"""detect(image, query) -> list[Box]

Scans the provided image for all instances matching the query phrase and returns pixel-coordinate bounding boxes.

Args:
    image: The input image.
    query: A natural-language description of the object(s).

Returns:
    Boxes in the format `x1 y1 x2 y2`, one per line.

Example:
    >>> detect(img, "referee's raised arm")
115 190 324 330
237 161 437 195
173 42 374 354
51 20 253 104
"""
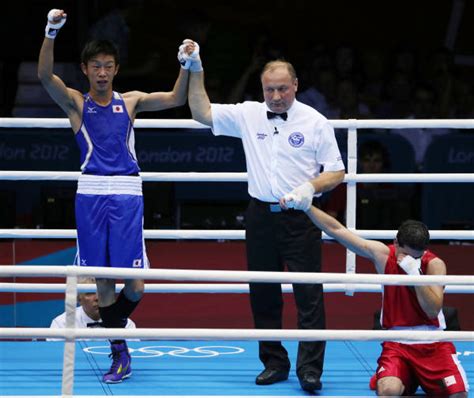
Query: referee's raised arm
184 40 213 127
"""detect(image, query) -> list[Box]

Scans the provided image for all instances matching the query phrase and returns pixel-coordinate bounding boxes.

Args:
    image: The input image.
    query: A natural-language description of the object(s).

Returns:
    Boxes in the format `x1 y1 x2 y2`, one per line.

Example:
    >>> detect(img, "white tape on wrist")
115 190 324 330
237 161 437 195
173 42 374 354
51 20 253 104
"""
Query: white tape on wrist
45 9 66 39
178 49 191 69
45 23 59 39
189 59 203 73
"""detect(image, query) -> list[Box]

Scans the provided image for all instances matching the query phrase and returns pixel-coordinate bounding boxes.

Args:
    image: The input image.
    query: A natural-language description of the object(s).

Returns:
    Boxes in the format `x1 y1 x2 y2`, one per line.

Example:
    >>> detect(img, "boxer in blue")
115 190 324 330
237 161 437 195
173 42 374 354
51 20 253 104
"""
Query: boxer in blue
38 9 193 383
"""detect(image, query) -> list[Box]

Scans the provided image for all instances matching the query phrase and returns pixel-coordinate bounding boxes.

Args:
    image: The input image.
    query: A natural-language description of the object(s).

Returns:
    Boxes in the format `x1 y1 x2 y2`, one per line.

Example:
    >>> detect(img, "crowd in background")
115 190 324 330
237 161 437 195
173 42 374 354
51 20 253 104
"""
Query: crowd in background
2 1 473 119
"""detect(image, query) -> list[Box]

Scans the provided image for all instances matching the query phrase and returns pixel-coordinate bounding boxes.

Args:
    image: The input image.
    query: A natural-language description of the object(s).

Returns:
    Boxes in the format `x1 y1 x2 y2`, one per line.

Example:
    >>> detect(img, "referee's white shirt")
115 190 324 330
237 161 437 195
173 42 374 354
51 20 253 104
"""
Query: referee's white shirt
48 306 136 341
211 100 345 202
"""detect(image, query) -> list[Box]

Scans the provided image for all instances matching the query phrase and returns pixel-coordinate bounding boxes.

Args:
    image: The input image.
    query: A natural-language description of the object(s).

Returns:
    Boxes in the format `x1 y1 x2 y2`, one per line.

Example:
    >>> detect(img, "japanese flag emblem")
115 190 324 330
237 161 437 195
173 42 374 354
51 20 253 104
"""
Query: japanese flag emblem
113 105 123 113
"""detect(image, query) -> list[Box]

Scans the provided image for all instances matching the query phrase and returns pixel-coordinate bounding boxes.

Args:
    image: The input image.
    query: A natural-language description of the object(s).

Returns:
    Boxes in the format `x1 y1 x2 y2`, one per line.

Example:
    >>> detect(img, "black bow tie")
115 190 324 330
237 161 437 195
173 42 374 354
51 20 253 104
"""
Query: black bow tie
267 111 288 121
86 321 104 328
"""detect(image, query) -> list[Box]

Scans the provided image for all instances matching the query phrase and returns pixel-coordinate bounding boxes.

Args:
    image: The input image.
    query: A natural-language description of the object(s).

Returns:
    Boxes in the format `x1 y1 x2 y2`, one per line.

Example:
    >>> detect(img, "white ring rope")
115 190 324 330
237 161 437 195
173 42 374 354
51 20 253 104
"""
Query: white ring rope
0 171 247 182
0 282 472 294
0 117 208 129
0 170 473 183
0 228 472 240
0 327 472 342
2 266 471 341
1 117 474 129
0 265 472 286
344 173 473 183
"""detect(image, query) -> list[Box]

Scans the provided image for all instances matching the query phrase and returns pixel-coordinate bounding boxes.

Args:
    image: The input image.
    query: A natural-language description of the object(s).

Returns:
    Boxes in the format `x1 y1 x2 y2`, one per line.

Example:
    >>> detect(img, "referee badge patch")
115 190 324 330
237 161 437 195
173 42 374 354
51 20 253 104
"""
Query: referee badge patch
288 132 304 148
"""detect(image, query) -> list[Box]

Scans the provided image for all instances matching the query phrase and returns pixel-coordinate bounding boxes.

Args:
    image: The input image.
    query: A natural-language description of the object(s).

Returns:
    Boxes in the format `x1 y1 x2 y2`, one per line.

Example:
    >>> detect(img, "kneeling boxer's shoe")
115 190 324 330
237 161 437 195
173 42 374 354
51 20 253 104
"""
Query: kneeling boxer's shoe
102 341 132 383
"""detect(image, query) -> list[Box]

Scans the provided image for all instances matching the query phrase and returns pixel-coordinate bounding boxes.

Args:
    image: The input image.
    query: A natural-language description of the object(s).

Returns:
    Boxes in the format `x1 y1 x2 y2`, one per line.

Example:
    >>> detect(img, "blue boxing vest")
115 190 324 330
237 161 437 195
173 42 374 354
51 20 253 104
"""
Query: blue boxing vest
75 92 140 175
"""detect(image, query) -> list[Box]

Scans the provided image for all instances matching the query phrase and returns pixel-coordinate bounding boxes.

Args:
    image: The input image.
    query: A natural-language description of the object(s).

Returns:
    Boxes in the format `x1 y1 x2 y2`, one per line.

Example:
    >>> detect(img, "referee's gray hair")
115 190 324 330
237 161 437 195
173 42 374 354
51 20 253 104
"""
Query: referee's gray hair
261 60 297 81
77 276 97 299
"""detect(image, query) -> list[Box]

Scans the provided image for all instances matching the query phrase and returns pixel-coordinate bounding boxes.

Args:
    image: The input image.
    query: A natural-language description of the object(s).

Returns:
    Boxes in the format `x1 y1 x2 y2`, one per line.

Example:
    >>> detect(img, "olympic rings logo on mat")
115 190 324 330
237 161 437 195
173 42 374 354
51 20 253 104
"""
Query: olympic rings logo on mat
83 345 245 358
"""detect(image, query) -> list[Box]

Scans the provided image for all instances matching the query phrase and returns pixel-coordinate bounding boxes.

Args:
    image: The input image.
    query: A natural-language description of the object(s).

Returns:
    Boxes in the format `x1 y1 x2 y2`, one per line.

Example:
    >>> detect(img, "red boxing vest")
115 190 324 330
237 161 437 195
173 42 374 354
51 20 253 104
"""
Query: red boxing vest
381 245 445 329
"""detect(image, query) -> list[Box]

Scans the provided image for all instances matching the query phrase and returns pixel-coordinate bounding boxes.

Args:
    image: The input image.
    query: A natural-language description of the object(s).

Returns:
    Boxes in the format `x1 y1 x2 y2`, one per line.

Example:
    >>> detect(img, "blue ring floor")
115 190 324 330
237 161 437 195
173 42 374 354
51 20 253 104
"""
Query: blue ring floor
0 340 472 396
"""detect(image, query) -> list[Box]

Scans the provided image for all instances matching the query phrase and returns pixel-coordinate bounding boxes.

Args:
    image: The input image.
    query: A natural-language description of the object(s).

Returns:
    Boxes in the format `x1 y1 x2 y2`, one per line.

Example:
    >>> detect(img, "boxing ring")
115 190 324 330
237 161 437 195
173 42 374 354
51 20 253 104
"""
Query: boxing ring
0 117 473 397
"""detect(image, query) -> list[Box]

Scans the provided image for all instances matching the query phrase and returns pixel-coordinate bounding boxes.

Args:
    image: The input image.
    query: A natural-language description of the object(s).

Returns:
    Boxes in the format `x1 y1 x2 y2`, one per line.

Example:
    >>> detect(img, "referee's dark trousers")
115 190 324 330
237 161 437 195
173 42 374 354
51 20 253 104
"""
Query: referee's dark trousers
246 197 326 379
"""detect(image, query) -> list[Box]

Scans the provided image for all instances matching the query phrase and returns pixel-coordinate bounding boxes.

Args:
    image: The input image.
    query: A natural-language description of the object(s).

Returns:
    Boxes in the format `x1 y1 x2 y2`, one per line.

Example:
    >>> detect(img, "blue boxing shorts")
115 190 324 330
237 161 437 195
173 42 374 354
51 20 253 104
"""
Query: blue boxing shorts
74 175 149 268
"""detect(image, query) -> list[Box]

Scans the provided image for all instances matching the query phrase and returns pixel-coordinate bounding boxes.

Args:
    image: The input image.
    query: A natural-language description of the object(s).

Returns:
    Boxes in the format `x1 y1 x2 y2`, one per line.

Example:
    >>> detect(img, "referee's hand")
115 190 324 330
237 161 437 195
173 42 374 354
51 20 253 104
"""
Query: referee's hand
280 182 315 211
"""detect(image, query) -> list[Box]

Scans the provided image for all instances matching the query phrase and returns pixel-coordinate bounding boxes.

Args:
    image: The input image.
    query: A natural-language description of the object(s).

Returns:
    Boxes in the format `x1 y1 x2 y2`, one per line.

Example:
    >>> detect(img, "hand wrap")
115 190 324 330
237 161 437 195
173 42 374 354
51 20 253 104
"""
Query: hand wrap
282 182 315 211
177 39 202 72
45 9 66 39
398 255 422 275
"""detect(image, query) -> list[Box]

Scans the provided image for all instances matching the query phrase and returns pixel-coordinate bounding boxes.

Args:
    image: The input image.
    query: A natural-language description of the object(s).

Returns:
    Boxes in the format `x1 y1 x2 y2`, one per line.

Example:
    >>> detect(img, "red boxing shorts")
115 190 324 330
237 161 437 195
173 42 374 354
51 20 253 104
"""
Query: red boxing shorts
373 341 469 395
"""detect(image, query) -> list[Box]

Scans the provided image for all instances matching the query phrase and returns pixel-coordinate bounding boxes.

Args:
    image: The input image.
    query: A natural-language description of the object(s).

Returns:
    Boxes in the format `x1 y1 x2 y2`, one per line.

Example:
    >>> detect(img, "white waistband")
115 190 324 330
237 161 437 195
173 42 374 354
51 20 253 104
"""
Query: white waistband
77 175 142 196
389 325 442 344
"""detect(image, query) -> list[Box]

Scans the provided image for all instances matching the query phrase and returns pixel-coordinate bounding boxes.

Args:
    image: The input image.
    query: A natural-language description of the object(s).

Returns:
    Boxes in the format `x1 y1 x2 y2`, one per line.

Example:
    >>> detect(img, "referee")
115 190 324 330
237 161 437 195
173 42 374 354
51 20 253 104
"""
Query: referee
183 41 345 392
